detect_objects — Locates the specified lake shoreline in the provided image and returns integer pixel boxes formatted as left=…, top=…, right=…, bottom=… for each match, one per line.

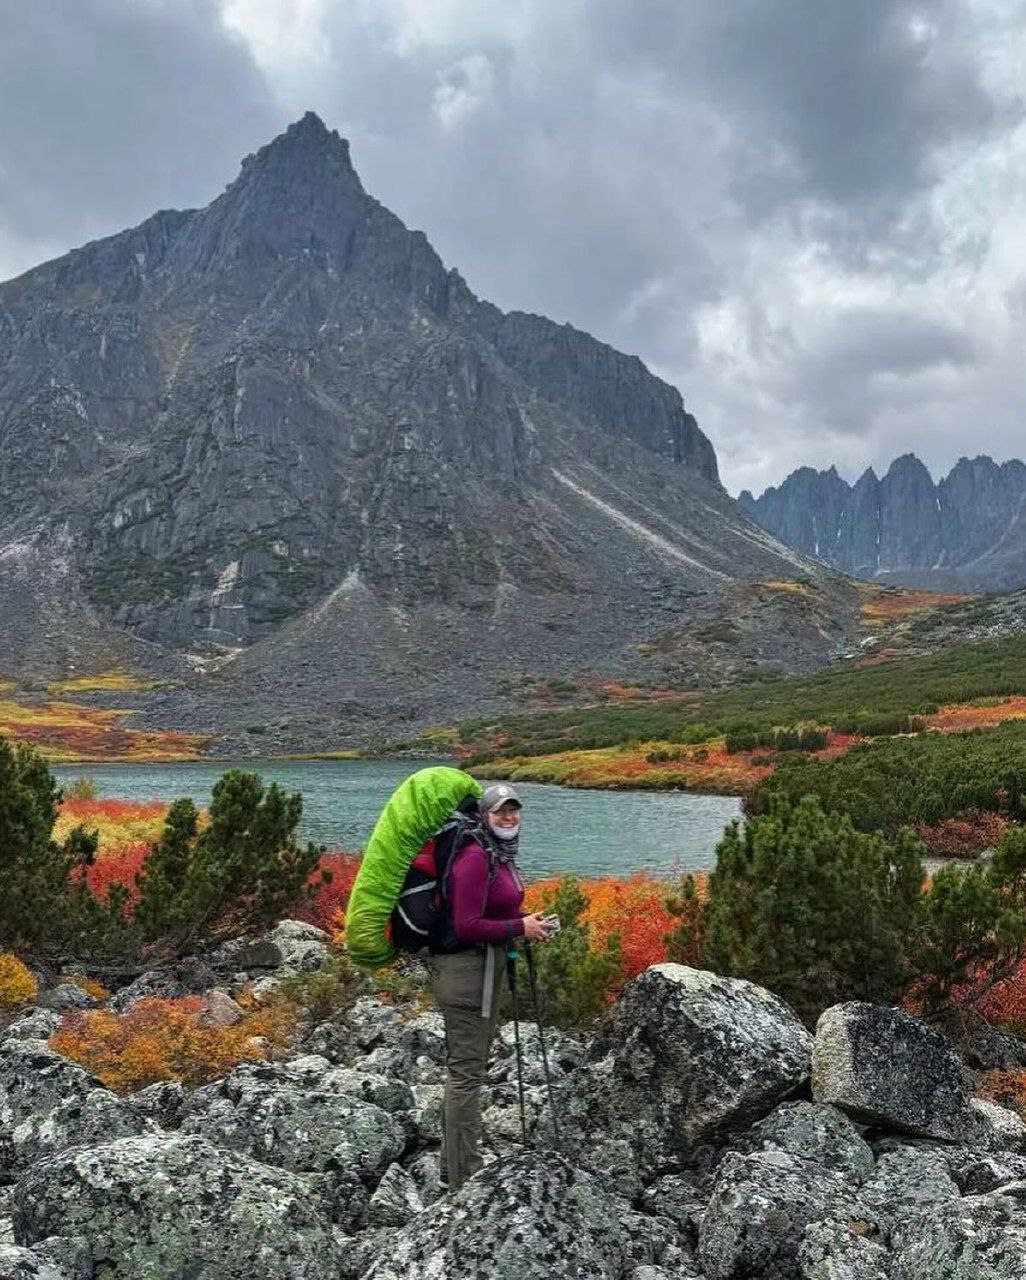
left=51, top=758, right=742, bottom=879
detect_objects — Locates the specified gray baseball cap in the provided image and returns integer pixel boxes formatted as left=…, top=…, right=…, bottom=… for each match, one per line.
left=480, top=783, right=522, bottom=813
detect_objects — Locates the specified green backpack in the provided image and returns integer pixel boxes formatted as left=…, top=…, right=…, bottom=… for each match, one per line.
left=344, top=766, right=483, bottom=968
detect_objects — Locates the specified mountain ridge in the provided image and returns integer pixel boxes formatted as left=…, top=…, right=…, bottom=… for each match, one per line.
left=740, top=452, right=1026, bottom=592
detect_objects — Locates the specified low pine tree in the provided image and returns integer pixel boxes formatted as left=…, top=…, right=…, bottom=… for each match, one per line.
left=701, top=795, right=924, bottom=1024
left=134, top=769, right=326, bottom=953
left=0, top=737, right=124, bottom=959
left=915, top=824, right=1026, bottom=1013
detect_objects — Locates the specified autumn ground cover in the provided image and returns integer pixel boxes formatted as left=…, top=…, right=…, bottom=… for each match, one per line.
left=856, top=584, right=970, bottom=632
left=0, top=695, right=206, bottom=761
left=925, top=695, right=1026, bottom=731
left=474, top=731, right=866, bottom=795
left=52, top=996, right=298, bottom=1092
left=55, top=798, right=169, bottom=850
left=48, top=669, right=158, bottom=695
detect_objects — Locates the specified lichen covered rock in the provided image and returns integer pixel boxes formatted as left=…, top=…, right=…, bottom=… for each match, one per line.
left=363, top=1152, right=634, bottom=1279
left=890, top=1184, right=1026, bottom=1278
left=179, top=1058, right=405, bottom=1181
left=738, top=1101, right=875, bottom=1180
left=610, top=965, right=813, bottom=1139
left=812, top=1003, right=973, bottom=1141
left=698, top=1149, right=857, bottom=1280
left=797, top=1221, right=891, bottom=1280
left=13, top=1134, right=347, bottom=1280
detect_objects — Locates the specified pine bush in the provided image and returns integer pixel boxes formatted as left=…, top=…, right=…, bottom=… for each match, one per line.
left=134, top=770, right=327, bottom=953
left=701, top=795, right=924, bottom=1023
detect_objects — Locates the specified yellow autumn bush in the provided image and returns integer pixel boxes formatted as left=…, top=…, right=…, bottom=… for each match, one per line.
left=51, top=996, right=298, bottom=1093
left=60, top=972, right=111, bottom=1002
left=0, top=952, right=38, bottom=1005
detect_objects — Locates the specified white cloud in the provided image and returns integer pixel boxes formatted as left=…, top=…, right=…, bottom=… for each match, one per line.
left=220, top=0, right=329, bottom=71
left=432, top=51, right=495, bottom=131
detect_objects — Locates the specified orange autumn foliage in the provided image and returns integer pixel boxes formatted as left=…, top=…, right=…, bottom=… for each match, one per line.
left=857, top=586, right=969, bottom=632
left=51, top=996, right=298, bottom=1093
left=926, top=696, right=1026, bottom=733
left=977, top=1068, right=1026, bottom=1120
left=60, top=973, right=111, bottom=1003
left=0, top=953, right=38, bottom=1006
left=524, top=871, right=684, bottom=983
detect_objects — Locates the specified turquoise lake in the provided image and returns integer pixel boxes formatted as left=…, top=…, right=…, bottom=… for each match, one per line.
left=52, top=759, right=742, bottom=880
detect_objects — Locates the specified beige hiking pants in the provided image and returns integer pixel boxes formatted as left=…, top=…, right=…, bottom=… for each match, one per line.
left=427, top=945, right=506, bottom=1191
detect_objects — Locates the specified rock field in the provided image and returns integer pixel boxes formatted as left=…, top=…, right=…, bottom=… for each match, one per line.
left=1, top=934, right=1025, bottom=1278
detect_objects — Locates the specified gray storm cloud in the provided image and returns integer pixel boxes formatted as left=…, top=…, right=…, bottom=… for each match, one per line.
left=0, top=0, right=1021, bottom=493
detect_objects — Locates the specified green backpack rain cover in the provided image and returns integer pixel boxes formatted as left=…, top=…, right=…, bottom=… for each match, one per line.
left=345, top=765, right=483, bottom=968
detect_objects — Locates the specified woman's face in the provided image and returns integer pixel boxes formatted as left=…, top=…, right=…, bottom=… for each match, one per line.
left=488, top=801, right=521, bottom=833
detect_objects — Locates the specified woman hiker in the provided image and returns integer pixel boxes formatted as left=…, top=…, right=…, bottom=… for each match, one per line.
left=425, top=782, right=553, bottom=1191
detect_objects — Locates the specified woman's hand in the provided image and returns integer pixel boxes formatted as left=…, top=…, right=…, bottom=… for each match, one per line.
left=521, top=913, right=551, bottom=943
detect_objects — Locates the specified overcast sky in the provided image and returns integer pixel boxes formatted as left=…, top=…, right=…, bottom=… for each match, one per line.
left=2, top=0, right=1024, bottom=495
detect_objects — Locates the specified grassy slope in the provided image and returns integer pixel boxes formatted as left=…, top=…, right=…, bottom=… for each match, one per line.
left=455, top=634, right=1026, bottom=759
left=450, top=634, right=1026, bottom=797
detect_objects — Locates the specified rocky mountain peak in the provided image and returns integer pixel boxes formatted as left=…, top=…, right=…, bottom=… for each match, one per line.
left=885, top=453, right=933, bottom=482
left=0, top=114, right=820, bottom=730
left=236, top=111, right=361, bottom=193
left=166, top=113, right=372, bottom=281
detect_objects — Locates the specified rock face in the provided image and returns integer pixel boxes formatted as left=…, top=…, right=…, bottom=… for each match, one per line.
left=740, top=453, right=1026, bottom=591
left=0, top=112, right=818, bottom=741
left=812, top=1002, right=974, bottom=1141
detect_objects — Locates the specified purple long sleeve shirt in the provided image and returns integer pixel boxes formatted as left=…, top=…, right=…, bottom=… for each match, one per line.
left=449, top=841, right=526, bottom=945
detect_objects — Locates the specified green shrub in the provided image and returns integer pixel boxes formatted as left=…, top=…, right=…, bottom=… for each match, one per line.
left=748, top=721, right=1026, bottom=834
left=0, top=738, right=122, bottom=958
left=915, top=824, right=1026, bottom=1012
left=453, top=633, right=1026, bottom=762
left=701, top=795, right=924, bottom=1024
left=278, top=955, right=366, bottom=1022
left=134, top=770, right=326, bottom=954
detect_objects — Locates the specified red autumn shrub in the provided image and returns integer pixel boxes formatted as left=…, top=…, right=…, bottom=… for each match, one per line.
left=526, top=872, right=675, bottom=989
left=79, top=841, right=149, bottom=910
left=290, top=849, right=362, bottom=934
left=915, top=810, right=1010, bottom=859
left=977, top=1068, right=1026, bottom=1119
left=577, top=874, right=676, bottom=981
left=974, top=958, right=1026, bottom=1033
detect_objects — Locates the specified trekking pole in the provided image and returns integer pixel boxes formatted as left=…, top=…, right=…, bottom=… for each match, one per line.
left=505, top=946, right=529, bottom=1146
left=523, top=940, right=563, bottom=1151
